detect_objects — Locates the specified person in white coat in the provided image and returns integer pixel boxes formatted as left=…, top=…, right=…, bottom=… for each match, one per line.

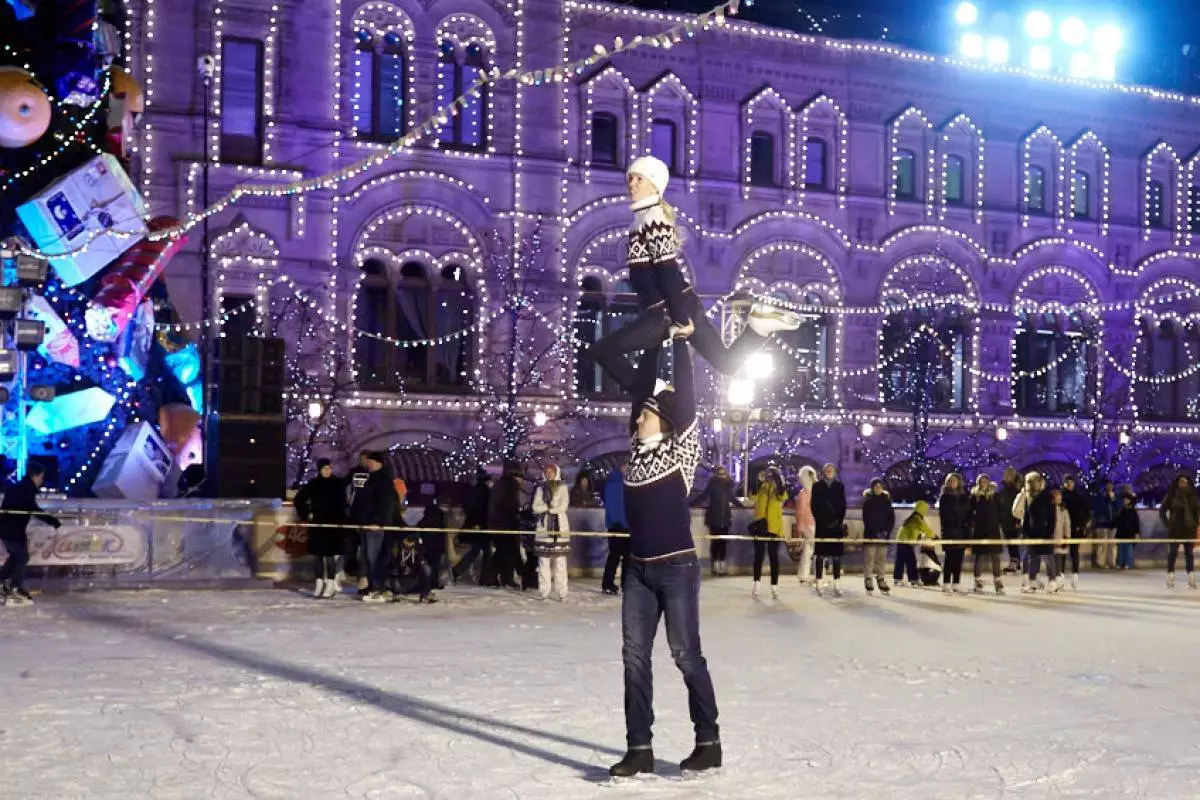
left=533, top=464, right=571, bottom=600
left=788, top=466, right=818, bottom=584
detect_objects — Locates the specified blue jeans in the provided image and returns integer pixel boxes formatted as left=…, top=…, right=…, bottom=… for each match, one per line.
left=1116, top=542, right=1135, bottom=569
left=621, top=552, right=719, bottom=749
left=361, top=529, right=397, bottom=591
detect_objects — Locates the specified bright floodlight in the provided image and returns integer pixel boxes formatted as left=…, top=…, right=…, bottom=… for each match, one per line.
left=745, top=350, right=774, bottom=380
left=727, top=378, right=754, bottom=407
left=1095, top=56, right=1116, bottom=81
left=954, top=2, right=978, bottom=25
left=1092, top=24, right=1123, bottom=54
left=1069, top=51, right=1094, bottom=78
left=712, top=417, right=723, bottom=434
left=1029, top=44, right=1052, bottom=71
left=533, top=410, right=548, bottom=427
left=959, top=32, right=984, bottom=59
left=307, top=400, right=323, bottom=419
left=996, top=426, right=1009, bottom=441
left=1024, top=10, right=1052, bottom=39
left=986, top=37, right=1010, bottom=64
left=1059, top=16, right=1087, bottom=47
left=859, top=422, right=875, bottom=437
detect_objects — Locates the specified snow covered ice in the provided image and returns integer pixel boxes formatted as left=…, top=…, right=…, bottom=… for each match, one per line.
left=2, top=573, right=1200, bottom=799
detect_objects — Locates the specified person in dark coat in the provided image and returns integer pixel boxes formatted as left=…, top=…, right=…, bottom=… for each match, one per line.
left=453, top=469, right=492, bottom=584
left=388, top=534, right=437, bottom=603
left=1159, top=473, right=1199, bottom=589
left=860, top=478, right=895, bottom=595
left=692, top=466, right=736, bottom=576
left=294, top=458, right=347, bottom=599
left=486, top=460, right=524, bottom=589
left=1091, top=480, right=1120, bottom=570
left=811, top=463, right=847, bottom=594
left=340, top=450, right=372, bottom=583
left=996, top=466, right=1022, bottom=573
left=0, top=462, right=61, bottom=606
left=349, top=451, right=397, bottom=602
left=969, top=474, right=1005, bottom=594
left=1022, top=473, right=1058, bottom=591
left=601, top=463, right=629, bottom=594
left=1060, top=476, right=1091, bottom=589
left=937, top=472, right=972, bottom=593
left=1115, top=491, right=1140, bottom=570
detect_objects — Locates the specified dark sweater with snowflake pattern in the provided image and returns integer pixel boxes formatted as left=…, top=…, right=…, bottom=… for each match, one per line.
left=624, top=339, right=700, bottom=560
left=627, top=197, right=691, bottom=326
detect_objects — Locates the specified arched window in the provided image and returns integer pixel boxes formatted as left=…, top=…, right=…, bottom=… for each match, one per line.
left=574, top=278, right=641, bottom=397
left=1141, top=318, right=1200, bottom=420
left=1072, top=170, right=1092, bottom=219
left=591, top=112, right=619, bottom=166
left=749, top=132, right=776, bottom=186
left=355, top=260, right=473, bottom=391
left=804, top=137, right=828, bottom=190
left=651, top=118, right=678, bottom=174
left=1026, top=165, right=1047, bottom=213
left=1014, top=312, right=1094, bottom=414
left=771, top=292, right=829, bottom=408
left=353, top=29, right=407, bottom=140
left=1148, top=179, right=1166, bottom=228
left=943, top=155, right=965, bottom=205
left=879, top=307, right=967, bottom=411
left=437, top=40, right=488, bottom=149
left=893, top=150, right=916, bottom=199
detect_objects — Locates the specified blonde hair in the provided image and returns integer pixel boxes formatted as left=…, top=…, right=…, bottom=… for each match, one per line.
left=942, top=472, right=965, bottom=493
left=657, top=198, right=685, bottom=249
left=1024, top=471, right=1045, bottom=491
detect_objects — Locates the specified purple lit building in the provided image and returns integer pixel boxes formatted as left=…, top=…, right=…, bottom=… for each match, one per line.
left=124, top=0, right=1200, bottom=495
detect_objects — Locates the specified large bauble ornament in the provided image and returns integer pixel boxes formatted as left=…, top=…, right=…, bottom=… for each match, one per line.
left=0, top=67, right=52, bottom=148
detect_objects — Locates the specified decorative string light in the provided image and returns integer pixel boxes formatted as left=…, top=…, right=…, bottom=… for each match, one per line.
left=642, top=72, right=697, bottom=191
left=741, top=86, right=790, bottom=199
left=1143, top=141, right=1181, bottom=243
left=796, top=94, right=848, bottom=208
left=887, top=106, right=934, bottom=217
left=938, top=113, right=984, bottom=224
left=1065, top=130, right=1111, bottom=237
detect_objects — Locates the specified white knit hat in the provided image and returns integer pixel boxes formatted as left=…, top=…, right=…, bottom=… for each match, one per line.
left=626, top=155, right=670, bottom=195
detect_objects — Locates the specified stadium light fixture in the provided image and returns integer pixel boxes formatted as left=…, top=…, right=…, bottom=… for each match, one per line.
left=1069, top=50, right=1094, bottom=78
left=959, top=32, right=985, bottom=59
left=955, top=2, right=978, bottom=26
left=1029, top=44, right=1053, bottom=71
left=1092, top=24, right=1122, bottom=54
left=986, top=37, right=1010, bottom=64
left=1024, top=10, right=1053, bottom=39
left=1059, top=16, right=1088, bottom=47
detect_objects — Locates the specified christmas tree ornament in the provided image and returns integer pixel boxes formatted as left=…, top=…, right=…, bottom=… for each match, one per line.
left=85, top=216, right=185, bottom=342
left=0, top=66, right=52, bottom=149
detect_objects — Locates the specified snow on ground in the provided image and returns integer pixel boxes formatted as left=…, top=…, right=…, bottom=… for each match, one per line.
left=2, top=572, right=1200, bottom=800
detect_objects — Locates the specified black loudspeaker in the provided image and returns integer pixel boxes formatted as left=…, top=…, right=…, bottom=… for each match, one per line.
left=216, top=417, right=287, bottom=498
left=218, top=336, right=285, bottom=415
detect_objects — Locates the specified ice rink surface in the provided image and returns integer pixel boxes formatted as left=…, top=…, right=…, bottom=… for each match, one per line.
left=2, top=572, right=1200, bottom=800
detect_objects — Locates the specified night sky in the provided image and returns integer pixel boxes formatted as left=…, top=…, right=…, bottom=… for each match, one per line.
left=622, top=0, right=1200, bottom=90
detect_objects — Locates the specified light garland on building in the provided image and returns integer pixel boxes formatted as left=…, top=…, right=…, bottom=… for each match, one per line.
left=741, top=86, right=790, bottom=199
left=642, top=72, right=698, bottom=192
left=796, top=93, right=848, bottom=209
left=1065, top=130, right=1111, bottom=237
left=938, top=113, right=984, bottom=224
left=582, top=65, right=639, bottom=186
left=887, top=106, right=934, bottom=217
left=1020, top=125, right=1063, bottom=229
left=1143, top=141, right=1181, bottom=243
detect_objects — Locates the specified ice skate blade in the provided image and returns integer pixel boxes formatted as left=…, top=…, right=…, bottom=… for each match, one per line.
left=681, top=767, right=723, bottom=780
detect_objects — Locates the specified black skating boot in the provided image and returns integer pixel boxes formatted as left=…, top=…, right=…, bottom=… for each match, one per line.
left=609, top=748, right=654, bottom=778
left=680, top=742, right=722, bottom=774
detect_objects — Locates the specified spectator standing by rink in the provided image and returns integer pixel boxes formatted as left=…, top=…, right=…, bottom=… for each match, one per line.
left=789, top=465, right=818, bottom=584
left=294, top=458, right=347, bottom=599
left=533, top=464, right=571, bottom=601
left=601, top=463, right=629, bottom=595
left=938, top=473, right=972, bottom=594
left=452, top=469, right=491, bottom=584
left=351, top=452, right=397, bottom=603
left=1115, top=491, right=1141, bottom=569
left=1050, top=488, right=1071, bottom=592
left=692, top=466, right=735, bottom=576
left=997, top=466, right=1023, bottom=573
left=1159, top=473, right=1199, bottom=589
left=487, top=461, right=525, bottom=590
left=970, top=475, right=1005, bottom=594
left=339, top=450, right=371, bottom=588
left=747, top=467, right=786, bottom=598
left=860, top=478, right=894, bottom=595
left=1060, top=476, right=1091, bottom=589
left=1092, top=480, right=1119, bottom=570
left=1022, top=473, right=1058, bottom=593
left=570, top=471, right=600, bottom=508
left=1012, top=472, right=1034, bottom=591
left=812, top=463, right=847, bottom=596
left=894, top=500, right=929, bottom=587
left=0, top=462, right=61, bottom=606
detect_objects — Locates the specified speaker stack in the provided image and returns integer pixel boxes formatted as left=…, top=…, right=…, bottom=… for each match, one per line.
left=215, top=336, right=287, bottom=498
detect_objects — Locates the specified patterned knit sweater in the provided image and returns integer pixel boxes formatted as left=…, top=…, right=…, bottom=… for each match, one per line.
left=624, top=339, right=700, bottom=560
left=627, top=196, right=691, bottom=326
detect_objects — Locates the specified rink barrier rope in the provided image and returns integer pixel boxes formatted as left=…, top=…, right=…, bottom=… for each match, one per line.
left=0, top=508, right=1193, bottom=547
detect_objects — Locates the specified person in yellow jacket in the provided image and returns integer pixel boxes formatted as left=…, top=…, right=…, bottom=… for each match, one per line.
left=747, top=467, right=786, bottom=598
left=896, top=500, right=935, bottom=587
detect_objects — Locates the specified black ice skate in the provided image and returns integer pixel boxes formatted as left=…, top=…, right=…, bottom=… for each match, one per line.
left=864, top=576, right=875, bottom=594
left=878, top=578, right=890, bottom=595
left=680, top=742, right=722, bottom=775
left=609, top=748, right=655, bottom=778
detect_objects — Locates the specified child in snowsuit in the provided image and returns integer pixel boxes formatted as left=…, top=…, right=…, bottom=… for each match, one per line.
left=896, top=500, right=933, bottom=587
left=1115, top=492, right=1140, bottom=569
